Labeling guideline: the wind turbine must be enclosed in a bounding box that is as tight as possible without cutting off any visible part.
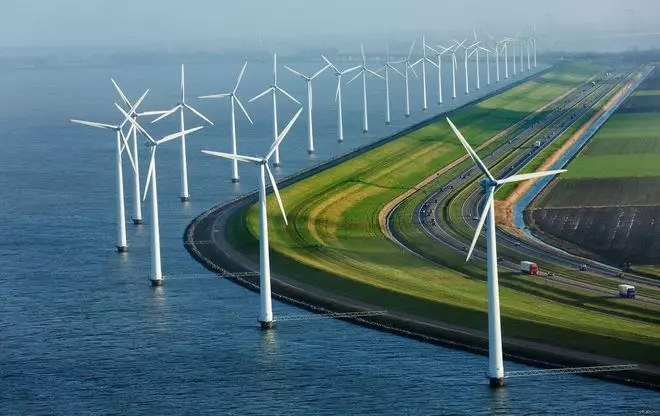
[499,38,510,80]
[202,108,303,328]
[505,37,517,77]
[428,43,452,105]
[472,31,483,90]
[479,44,494,87]
[377,46,404,125]
[456,39,478,95]
[117,103,204,286]
[411,35,438,111]
[446,117,566,388]
[111,80,167,224]
[284,63,329,153]
[250,54,301,167]
[346,43,384,134]
[151,64,214,202]
[450,40,465,99]
[71,91,148,252]
[322,56,360,142]
[199,62,253,182]
[400,40,419,117]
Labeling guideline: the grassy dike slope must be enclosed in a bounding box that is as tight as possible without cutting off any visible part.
[227,63,660,365]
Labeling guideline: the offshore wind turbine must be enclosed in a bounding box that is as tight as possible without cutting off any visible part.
[456,39,478,95]
[400,40,419,117]
[202,108,303,328]
[428,43,452,104]
[117,104,204,286]
[151,64,214,201]
[199,62,253,182]
[450,40,465,99]
[472,31,483,90]
[284,62,329,153]
[411,35,438,111]
[322,56,360,142]
[250,54,301,167]
[480,44,494,87]
[111,80,167,224]
[446,117,565,388]
[71,91,148,252]
[346,43,384,134]
[377,46,404,124]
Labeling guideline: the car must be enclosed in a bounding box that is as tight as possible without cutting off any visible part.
[514,241,521,247]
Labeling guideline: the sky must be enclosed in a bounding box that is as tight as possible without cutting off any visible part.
[2,0,660,51]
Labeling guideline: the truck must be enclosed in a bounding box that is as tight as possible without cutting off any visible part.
[533,140,542,148]
[619,284,636,299]
[520,261,538,275]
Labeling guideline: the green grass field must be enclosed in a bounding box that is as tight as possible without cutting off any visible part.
[226,62,660,365]
[533,67,660,268]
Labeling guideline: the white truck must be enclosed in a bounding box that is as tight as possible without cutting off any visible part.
[619,284,636,299]
[520,261,538,275]
[533,140,542,148]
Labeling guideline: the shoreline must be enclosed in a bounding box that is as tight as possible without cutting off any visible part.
[182,65,660,392]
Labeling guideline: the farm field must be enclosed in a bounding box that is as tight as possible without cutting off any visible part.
[225,63,660,365]
[530,67,660,268]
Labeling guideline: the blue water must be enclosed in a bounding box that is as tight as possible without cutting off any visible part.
[0,58,658,415]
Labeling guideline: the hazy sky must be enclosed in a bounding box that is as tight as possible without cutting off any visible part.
[3,0,659,49]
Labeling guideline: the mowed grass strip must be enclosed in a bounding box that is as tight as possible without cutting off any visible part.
[228,63,660,365]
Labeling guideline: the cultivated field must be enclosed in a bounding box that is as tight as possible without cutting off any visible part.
[225,63,660,366]
[530,68,660,267]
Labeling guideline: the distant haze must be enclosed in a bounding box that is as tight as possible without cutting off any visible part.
[3,0,660,53]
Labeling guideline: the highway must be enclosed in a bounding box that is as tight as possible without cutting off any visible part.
[388,64,660,306]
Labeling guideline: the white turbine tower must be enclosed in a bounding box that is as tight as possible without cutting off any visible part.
[202,108,303,328]
[472,31,483,90]
[151,64,214,201]
[347,43,384,134]
[456,39,478,95]
[479,45,494,87]
[400,40,419,117]
[322,56,360,142]
[500,38,510,80]
[446,117,566,388]
[250,54,301,167]
[111,80,167,224]
[506,37,517,77]
[450,40,465,99]
[199,62,253,182]
[284,63,330,153]
[71,91,148,252]
[117,104,204,286]
[377,46,404,125]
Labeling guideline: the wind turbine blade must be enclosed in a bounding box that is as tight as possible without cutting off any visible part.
[198,93,231,99]
[266,107,303,161]
[276,86,301,105]
[111,78,131,108]
[335,80,340,102]
[409,64,419,79]
[341,65,361,75]
[496,169,567,185]
[139,110,169,116]
[157,126,204,145]
[114,103,156,143]
[201,150,261,163]
[70,119,116,130]
[446,118,495,182]
[346,70,363,85]
[321,55,338,72]
[184,103,214,125]
[360,43,366,63]
[143,147,156,202]
[473,29,478,42]
[266,163,288,226]
[407,39,416,59]
[120,89,149,128]
[120,128,137,173]
[284,65,307,79]
[411,58,423,67]
[311,64,330,79]
[180,64,186,101]
[390,65,404,77]
[249,87,273,103]
[234,97,254,124]
[151,105,180,124]
[367,69,385,79]
[234,61,248,93]
[466,188,493,261]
